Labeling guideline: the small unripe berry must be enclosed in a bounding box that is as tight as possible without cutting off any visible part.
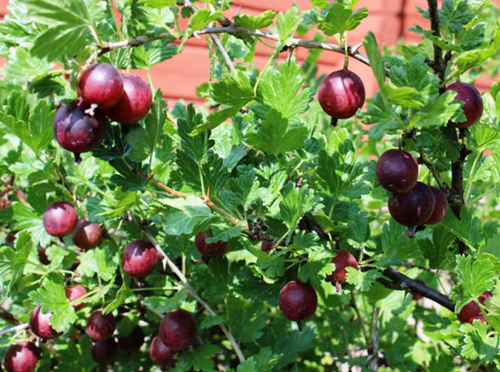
[446,82,483,128]
[159,310,196,351]
[4,342,41,372]
[86,310,116,341]
[376,149,419,193]
[122,240,159,278]
[150,336,177,368]
[388,182,435,227]
[43,201,78,237]
[279,280,318,326]
[79,63,124,109]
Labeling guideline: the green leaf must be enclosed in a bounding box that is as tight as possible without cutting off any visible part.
[279,181,319,232]
[346,211,369,248]
[363,32,386,93]
[139,0,176,9]
[176,343,219,371]
[159,195,214,235]
[309,0,329,8]
[276,7,301,42]
[227,298,268,343]
[132,40,177,68]
[55,336,96,371]
[346,268,382,292]
[379,219,408,256]
[441,208,483,250]
[318,3,368,36]
[76,248,118,282]
[234,10,276,29]
[143,289,189,314]
[459,321,499,362]
[299,247,335,288]
[211,70,254,107]
[199,315,223,329]
[419,226,454,269]
[0,231,33,293]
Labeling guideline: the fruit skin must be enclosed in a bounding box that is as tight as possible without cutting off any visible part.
[79,63,124,109]
[159,310,197,351]
[446,82,483,128]
[326,250,358,283]
[318,69,365,119]
[91,338,117,364]
[425,186,448,225]
[261,241,273,252]
[65,285,87,311]
[375,149,419,193]
[37,244,50,265]
[43,201,78,237]
[104,75,152,124]
[194,232,228,258]
[4,342,41,372]
[86,310,116,341]
[71,218,102,250]
[53,102,107,153]
[29,306,61,339]
[388,182,435,227]
[279,279,318,322]
[457,291,492,324]
[118,326,145,352]
[122,240,159,278]
[150,336,177,368]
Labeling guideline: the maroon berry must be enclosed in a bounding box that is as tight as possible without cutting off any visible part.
[65,285,87,311]
[53,102,107,153]
[388,182,435,227]
[4,342,41,372]
[91,338,117,364]
[79,63,124,109]
[425,186,448,225]
[412,279,424,301]
[118,326,145,352]
[446,82,483,128]
[326,250,358,284]
[159,310,196,351]
[457,291,492,324]
[376,149,419,193]
[37,244,50,265]
[104,75,152,124]
[318,69,365,122]
[195,232,228,258]
[86,310,116,341]
[150,336,177,368]
[43,201,78,237]
[122,240,159,278]
[261,241,273,252]
[279,280,318,323]
[29,306,61,339]
[71,218,102,250]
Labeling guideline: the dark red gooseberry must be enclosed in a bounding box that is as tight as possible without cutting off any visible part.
[104,75,152,124]
[37,244,50,265]
[326,250,358,284]
[118,326,145,352]
[150,336,177,368]
[195,232,228,258]
[4,342,41,372]
[86,310,116,341]
[388,182,435,227]
[91,338,117,364]
[43,201,78,237]
[79,63,124,109]
[65,284,87,311]
[279,279,318,327]
[457,291,492,324]
[425,186,448,225]
[53,102,107,153]
[412,279,424,301]
[122,239,159,278]
[376,149,419,193]
[261,240,273,252]
[318,69,365,123]
[159,309,197,351]
[446,82,483,128]
[71,218,102,250]
[29,306,61,339]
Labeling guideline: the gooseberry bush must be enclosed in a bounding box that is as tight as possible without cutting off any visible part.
[1,0,500,370]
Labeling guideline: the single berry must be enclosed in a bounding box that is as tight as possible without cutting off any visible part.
[279,279,318,330]
[388,182,435,227]
[86,310,116,341]
[79,63,124,109]
[37,244,51,265]
[412,279,424,301]
[425,186,448,225]
[326,250,358,284]
[122,240,159,278]
[71,218,102,250]
[261,241,273,252]
[457,291,492,324]
[91,338,117,364]
[376,149,419,193]
[159,309,196,351]
[150,336,177,368]
[4,342,41,372]
[65,285,88,311]
[195,232,228,258]
[318,69,365,125]
[104,75,152,124]
[29,306,61,339]
[43,201,78,237]
[446,82,483,128]
[53,102,107,153]
[118,326,145,352]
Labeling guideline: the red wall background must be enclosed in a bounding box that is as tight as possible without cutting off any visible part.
[1,0,499,104]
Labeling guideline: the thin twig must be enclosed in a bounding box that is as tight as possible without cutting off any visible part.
[0,323,29,336]
[209,33,235,72]
[350,292,370,347]
[0,305,22,325]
